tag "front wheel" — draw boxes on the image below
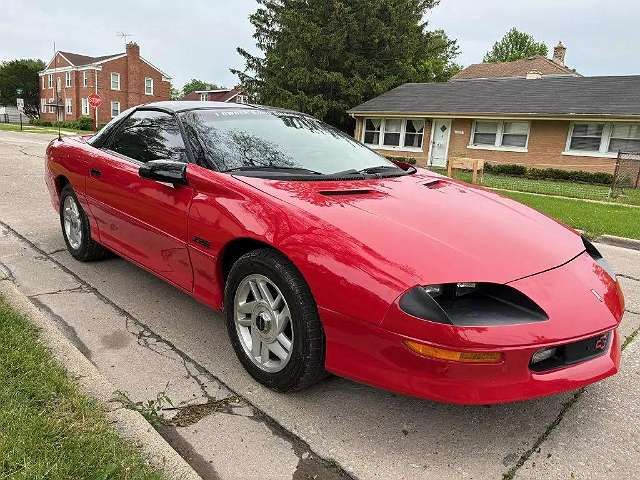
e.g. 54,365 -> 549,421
225,248 -> 326,392
60,185 -> 108,261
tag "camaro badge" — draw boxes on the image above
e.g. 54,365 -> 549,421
591,289 -> 604,302
595,335 -> 609,351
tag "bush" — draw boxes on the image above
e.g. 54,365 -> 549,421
52,116 -> 94,131
485,163 -> 613,185
31,118 -> 52,127
485,163 -> 527,176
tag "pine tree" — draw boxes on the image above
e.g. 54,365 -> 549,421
233,0 -> 460,132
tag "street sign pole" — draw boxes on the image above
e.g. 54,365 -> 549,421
16,97 -> 24,132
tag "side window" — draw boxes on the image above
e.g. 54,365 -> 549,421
106,110 -> 187,163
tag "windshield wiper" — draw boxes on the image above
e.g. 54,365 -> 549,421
332,165 -> 407,176
224,165 -> 323,175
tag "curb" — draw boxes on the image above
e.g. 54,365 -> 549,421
0,280 -> 202,480
595,234 -> 640,251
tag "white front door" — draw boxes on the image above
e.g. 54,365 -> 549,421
429,119 -> 451,167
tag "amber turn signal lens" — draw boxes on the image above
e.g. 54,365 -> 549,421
404,340 -> 503,364
616,278 -> 625,313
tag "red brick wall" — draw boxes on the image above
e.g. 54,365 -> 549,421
39,46 -> 170,128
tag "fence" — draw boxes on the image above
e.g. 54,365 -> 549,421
611,151 -> 640,197
0,106 -> 29,125
433,156 -> 640,207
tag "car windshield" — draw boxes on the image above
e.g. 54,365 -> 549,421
180,109 -> 402,177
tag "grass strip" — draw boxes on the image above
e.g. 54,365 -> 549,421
0,296 -> 165,480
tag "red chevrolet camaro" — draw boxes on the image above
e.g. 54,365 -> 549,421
45,101 -> 625,404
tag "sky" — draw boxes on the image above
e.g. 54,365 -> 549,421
2,0 -> 640,89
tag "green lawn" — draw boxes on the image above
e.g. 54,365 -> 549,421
0,297 -> 165,480
0,123 -> 92,135
450,171 -> 640,206
501,191 -> 640,239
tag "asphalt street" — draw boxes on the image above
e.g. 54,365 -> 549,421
1,130 -> 639,480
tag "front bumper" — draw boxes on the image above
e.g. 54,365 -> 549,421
322,252 -> 624,404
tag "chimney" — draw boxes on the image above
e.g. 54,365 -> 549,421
126,41 -> 140,59
126,42 -> 142,107
526,70 -> 543,80
552,41 -> 566,66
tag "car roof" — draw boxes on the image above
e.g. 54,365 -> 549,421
141,100 -> 260,113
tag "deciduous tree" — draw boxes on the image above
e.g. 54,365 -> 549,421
0,59 -> 45,117
483,28 -> 548,63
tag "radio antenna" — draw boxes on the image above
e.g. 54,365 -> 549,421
116,32 -> 132,47
54,41 -> 62,141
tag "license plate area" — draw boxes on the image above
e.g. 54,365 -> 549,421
530,332 -> 611,372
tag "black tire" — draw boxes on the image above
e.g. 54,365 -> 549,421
59,184 -> 109,261
224,248 -> 326,392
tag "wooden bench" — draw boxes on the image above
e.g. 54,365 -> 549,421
447,157 -> 485,184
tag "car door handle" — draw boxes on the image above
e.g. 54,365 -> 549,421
90,168 -> 102,178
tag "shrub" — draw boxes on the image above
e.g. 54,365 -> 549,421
485,163 -> 527,176
51,116 -> 94,131
485,163 -> 613,185
31,118 -> 52,127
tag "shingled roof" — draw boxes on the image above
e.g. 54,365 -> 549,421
348,76 -> 640,118
451,55 -> 579,80
58,51 -> 123,66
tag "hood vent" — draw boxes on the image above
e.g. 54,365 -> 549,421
423,179 -> 446,189
319,189 -> 374,196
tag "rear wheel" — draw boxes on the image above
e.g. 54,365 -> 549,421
225,248 -> 326,392
60,185 -> 108,261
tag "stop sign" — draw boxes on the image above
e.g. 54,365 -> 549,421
88,93 -> 102,108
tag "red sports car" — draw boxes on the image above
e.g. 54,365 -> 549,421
45,102 -> 625,404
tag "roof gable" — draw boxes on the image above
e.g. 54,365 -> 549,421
452,56 -> 579,80
348,76 -> 640,118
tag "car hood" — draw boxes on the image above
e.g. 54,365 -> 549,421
237,170 -> 585,286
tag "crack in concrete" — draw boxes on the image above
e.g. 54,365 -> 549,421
0,219 -> 355,480
504,307 -> 640,478
26,295 -> 94,362
28,286 -> 86,297
619,273 -> 640,283
0,259 -> 15,281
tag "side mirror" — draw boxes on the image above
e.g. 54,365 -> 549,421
139,160 -> 187,185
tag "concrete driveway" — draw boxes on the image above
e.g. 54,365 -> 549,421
1,130 -> 639,480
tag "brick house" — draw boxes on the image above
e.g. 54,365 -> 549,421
181,86 -> 248,103
39,42 -> 170,127
349,73 -> 640,174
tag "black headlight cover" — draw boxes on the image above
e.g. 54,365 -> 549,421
582,235 -> 616,279
399,283 -> 548,326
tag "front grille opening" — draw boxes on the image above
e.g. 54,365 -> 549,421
530,331 -> 611,373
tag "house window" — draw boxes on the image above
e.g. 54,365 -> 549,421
144,77 -> 153,95
48,98 -> 54,113
42,76 -> 45,89
81,97 -> 89,116
65,71 -> 72,88
200,93 -> 207,101
362,118 -> 425,150
48,74 -> 53,88
236,95 -> 246,104
404,119 -> 425,148
568,123 -> 604,152
566,122 -> 640,156
65,98 -> 72,114
111,72 -> 120,90
608,124 -> 640,153
56,77 -> 61,92
41,98 -> 46,113
363,119 -> 382,145
111,101 -> 120,118
470,120 -> 529,150
83,71 -> 88,87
